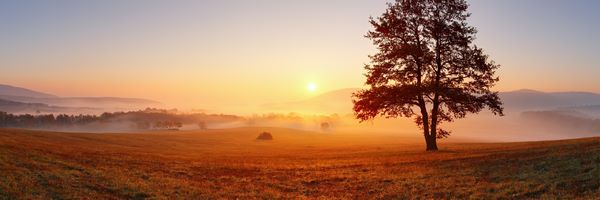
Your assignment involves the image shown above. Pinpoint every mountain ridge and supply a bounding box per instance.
[0,84,163,113]
[0,84,57,98]
[262,88,600,114]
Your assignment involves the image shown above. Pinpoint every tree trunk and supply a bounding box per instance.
[418,100,432,151]
[428,110,439,151]
[428,102,440,151]
[428,31,442,152]
[425,135,438,151]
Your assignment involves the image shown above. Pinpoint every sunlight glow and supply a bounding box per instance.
[307,82,317,92]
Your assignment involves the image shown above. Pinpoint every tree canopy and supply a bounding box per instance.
[353,0,503,151]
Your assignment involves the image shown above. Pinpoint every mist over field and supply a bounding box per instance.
[2,84,599,143]
[250,88,600,142]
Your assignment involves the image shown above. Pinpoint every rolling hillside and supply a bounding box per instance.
[0,84,162,114]
[0,95,162,109]
[0,99,100,114]
[0,84,56,98]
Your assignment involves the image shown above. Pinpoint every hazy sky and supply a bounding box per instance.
[1,0,599,109]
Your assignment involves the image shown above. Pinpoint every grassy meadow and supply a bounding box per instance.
[0,127,598,199]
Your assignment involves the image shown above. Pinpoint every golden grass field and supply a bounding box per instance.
[0,127,598,199]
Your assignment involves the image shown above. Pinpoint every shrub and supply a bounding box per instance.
[256,132,273,140]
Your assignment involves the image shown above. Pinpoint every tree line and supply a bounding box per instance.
[0,108,241,130]
[0,112,98,128]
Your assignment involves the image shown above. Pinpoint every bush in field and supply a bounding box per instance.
[256,132,273,140]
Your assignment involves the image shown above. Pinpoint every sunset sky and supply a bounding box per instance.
[1,0,599,110]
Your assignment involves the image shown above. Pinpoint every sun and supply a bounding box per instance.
[307,82,317,92]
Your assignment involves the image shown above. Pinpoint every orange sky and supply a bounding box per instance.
[2,0,599,111]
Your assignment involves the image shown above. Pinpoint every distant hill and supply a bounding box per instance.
[0,95,163,109]
[0,98,101,114]
[0,84,57,98]
[521,110,600,135]
[0,84,163,113]
[263,88,600,114]
[501,89,600,111]
[562,105,600,118]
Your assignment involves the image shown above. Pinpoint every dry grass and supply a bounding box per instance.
[0,127,598,199]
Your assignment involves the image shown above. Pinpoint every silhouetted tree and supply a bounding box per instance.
[353,0,503,151]
[320,122,330,131]
[198,121,208,130]
[136,121,151,130]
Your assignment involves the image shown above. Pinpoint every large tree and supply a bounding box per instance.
[353,0,503,151]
